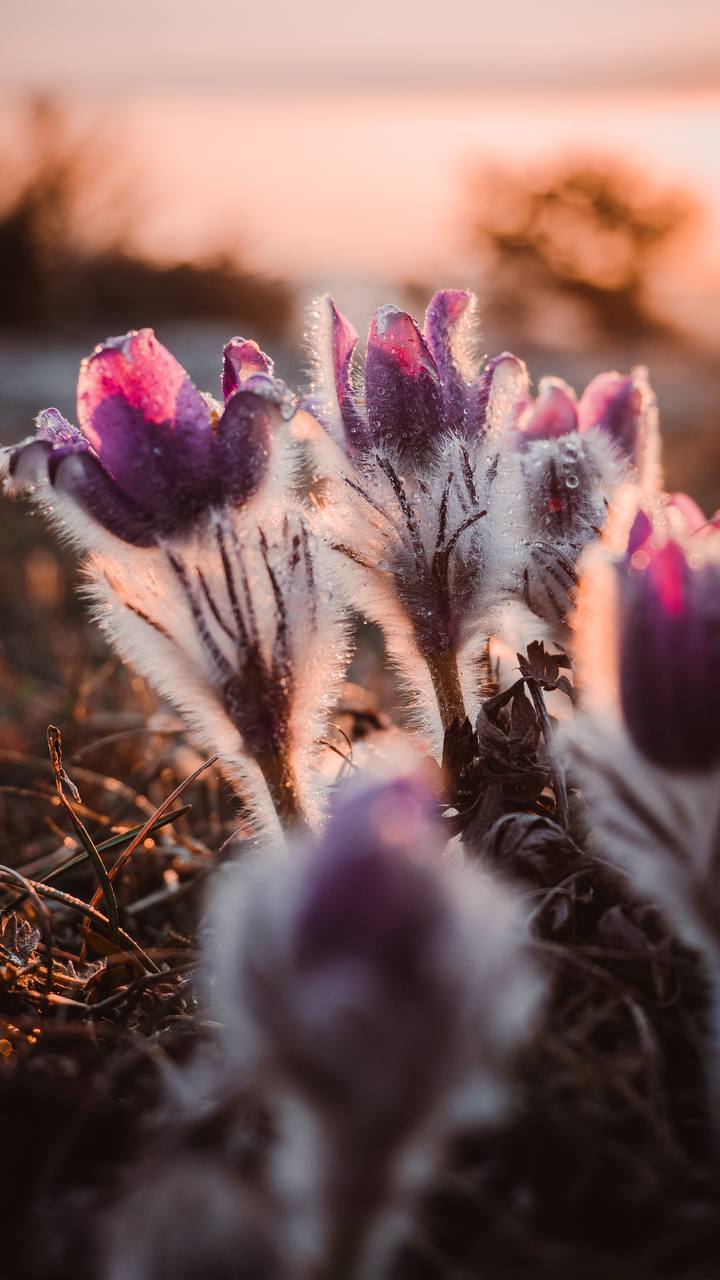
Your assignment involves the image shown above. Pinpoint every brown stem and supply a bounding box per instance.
[425,646,467,732]
[259,750,312,834]
[526,679,569,829]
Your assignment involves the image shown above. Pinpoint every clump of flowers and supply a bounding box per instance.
[5,291,720,1280]
[304,293,660,745]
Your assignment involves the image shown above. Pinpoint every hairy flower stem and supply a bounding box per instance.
[527,680,570,829]
[320,1149,393,1280]
[258,751,311,834]
[425,646,467,733]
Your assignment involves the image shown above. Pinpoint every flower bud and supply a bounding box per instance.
[618,538,720,770]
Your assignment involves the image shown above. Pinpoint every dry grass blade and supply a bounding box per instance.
[86,752,220,916]
[47,725,120,947]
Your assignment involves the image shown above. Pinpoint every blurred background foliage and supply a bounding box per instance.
[0,99,292,337]
[466,158,697,344]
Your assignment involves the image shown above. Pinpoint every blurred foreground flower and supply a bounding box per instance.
[210,772,542,1276]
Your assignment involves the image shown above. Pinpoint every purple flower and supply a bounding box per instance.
[618,537,720,770]
[214,771,540,1146]
[8,328,288,546]
[517,366,659,480]
[305,291,529,461]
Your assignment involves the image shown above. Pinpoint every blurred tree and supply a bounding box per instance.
[466,159,696,342]
[0,98,292,337]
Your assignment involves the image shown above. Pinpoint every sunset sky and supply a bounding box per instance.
[4,1,720,89]
[2,2,720,308]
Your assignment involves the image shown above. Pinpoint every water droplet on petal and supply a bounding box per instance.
[565,474,579,489]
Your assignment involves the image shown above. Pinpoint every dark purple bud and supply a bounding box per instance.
[470,352,529,437]
[365,305,442,456]
[222,337,274,402]
[294,776,448,976]
[619,540,720,771]
[578,368,655,468]
[11,329,279,545]
[213,389,273,508]
[424,289,475,434]
[520,377,578,444]
[285,774,458,1133]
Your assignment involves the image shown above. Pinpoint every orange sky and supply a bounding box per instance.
[2,4,720,320]
[3,0,720,90]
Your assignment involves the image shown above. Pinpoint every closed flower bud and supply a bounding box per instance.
[6,328,291,546]
[618,537,720,771]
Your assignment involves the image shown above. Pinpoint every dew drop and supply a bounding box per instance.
[565,474,579,489]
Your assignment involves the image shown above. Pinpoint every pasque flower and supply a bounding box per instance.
[566,508,720,958]
[514,365,660,633]
[4,329,346,834]
[305,292,528,745]
[7,328,294,546]
[618,532,720,771]
[211,771,541,1275]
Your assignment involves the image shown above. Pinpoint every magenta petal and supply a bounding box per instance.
[222,338,274,402]
[521,378,578,444]
[214,389,273,506]
[77,329,214,511]
[52,452,160,546]
[365,305,442,455]
[424,290,475,434]
[577,370,643,459]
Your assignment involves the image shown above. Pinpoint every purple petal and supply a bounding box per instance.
[470,352,529,436]
[294,776,447,974]
[214,389,273,507]
[578,369,656,468]
[424,290,476,434]
[365,305,442,455]
[51,452,161,546]
[77,329,215,515]
[520,378,578,444]
[304,296,368,452]
[619,543,720,770]
[626,509,653,557]
[36,407,85,446]
[222,338,274,402]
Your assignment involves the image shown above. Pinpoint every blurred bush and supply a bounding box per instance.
[0,98,293,338]
[467,158,696,344]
